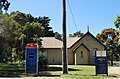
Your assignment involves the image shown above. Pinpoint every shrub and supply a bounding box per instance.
[38,51,48,71]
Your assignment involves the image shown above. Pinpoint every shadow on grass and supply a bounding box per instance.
[0,70,24,77]
[0,70,60,77]
[47,66,81,71]
[0,64,82,77]
[62,74,109,79]
[37,71,60,77]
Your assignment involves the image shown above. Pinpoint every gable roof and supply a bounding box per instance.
[41,32,106,49]
[73,43,90,52]
[41,37,79,48]
[41,37,62,48]
[70,32,106,49]
[67,37,80,48]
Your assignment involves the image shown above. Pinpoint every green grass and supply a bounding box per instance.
[45,65,120,79]
[0,63,24,70]
[0,63,25,77]
[0,63,120,79]
[46,65,97,78]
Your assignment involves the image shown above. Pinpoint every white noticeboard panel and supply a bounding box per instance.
[96,51,106,57]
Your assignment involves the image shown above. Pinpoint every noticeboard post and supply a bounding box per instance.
[95,51,108,76]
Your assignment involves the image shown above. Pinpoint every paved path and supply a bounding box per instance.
[108,67,120,74]
[106,78,120,79]
[105,67,120,79]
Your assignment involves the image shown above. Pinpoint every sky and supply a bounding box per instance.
[8,0,120,36]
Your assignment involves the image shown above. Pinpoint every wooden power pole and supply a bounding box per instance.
[62,0,68,74]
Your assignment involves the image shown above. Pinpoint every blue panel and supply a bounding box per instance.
[26,48,38,74]
[95,57,108,75]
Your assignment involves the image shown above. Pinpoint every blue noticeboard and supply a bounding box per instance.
[25,43,39,74]
[95,51,108,76]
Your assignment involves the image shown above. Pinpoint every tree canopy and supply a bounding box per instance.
[96,28,120,63]
[0,0,10,12]
[114,15,120,43]
[0,11,54,62]
[69,31,84,37]
[0,13,20,62]
[96,28,117,49]
[10,11,54,37]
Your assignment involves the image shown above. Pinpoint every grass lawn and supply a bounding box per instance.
[0,63,119,79]
[0,63,25,77]
[44,65,120,79]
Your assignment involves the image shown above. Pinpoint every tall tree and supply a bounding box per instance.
[114,15,120,28]
[10,11,54,37]
[10,11,55,61]
[36,16,54,37]
[96,28,119,65]
[96,28,117,48]
[0,11,55,62]
[10,11,33,26]
[0,0,10,12]
[23,22,44,43]
[114,15,120,43]
[69,31,84,37]
[0,13,21,62]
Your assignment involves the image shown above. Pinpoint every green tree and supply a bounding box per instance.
[0,0,10,12]
[10,11,54,37]
[0,11,54,66]
[10,11,33,26]
[55,32,62,41]
[69,31,84,37]
[10,11,54,59]
[0,13,21,62]
[96,28,119,65]
[23,22,44,44]
[10,11,55,67]
[114,15,120,43]
[96,28,117,48]
[114,15,120,28]
[0,36,5,62]
[33,16,54,37]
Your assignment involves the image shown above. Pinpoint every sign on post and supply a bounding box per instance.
[95,50,108,76]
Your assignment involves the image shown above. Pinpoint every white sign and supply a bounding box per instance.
[96,51,106,57]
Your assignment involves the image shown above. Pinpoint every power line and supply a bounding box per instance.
[67,0,78,32]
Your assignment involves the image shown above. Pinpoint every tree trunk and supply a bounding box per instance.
[111,53,113,66]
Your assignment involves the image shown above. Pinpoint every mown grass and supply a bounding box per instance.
[46,65,120,79]
[0,63,25,77]
[0,63,119,79]
[0,63,24,70]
